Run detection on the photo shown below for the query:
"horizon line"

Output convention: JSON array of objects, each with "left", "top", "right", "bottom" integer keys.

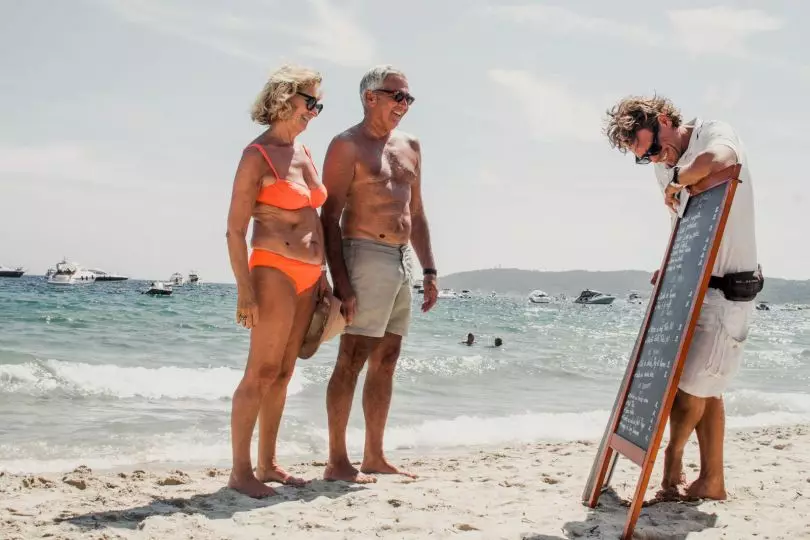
[{"left": 10, "top": 267, "right": 810, "bottom": 284}]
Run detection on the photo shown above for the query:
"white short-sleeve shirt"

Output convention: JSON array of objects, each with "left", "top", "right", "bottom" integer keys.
[{"left": 654, "top": 118, "right": 758, "bottom": 276}]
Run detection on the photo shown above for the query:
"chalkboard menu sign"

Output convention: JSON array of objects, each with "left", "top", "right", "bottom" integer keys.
[
  {"left": 583, "top": 165, "right": 741, "bottom": 540},
  {"left": 615, "top": 181, "right": 726, "bottom": 450}
]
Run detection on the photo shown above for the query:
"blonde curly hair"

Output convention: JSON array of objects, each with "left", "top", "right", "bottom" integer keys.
[
  {"left": 603, "top": 94, "right": 682, "bottom": 152},
  {"left": 250, "top": 64, "right": 322, "bottom": 125}
]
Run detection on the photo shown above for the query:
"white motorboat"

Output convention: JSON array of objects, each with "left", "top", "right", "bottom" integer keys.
[
  {"left": 528, "top": 289, "right": 552, "bottom": 304},
  {"left": 188, "top": 270, "right": 200, "bottom": 284},
  {"left": 144, "top": 281, "right": 173, "bottom": 296},
  {"left": 437, "top": 288, "right": 457, "bottom": 299},
  {"left": 89, "top": 268, "right": 129, "bottom": 282},
  {"left": 0, "top": 264, "right": 25, "bottom": 278},
  {"left": 47, "top": 259, "right": 96, "bottom": 285},
  {"left": 458, "top": 289, "right": 472, "bottom": 299},
  {"left": 574, "top": 289, "right": 616, "bottom": 305},
  {"left": 168, "top": 272, "right": 185, "bottom": 287},
  {"left": 627, "top": 291, "right": 644, "bottom": 304}
]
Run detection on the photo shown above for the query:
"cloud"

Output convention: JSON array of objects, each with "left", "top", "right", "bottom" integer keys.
[
  {"left": 97, "top": 0, "right": 267, "bottom": 63},
  {"left": 97, "top": 0, "right": 376, "bottom": 68},
  {"left": 484, "top": 4, "right": 658, "bottom": 46},
  {"left": 484, "top": 4, "right": 799, "bottom": 73},
  {"left": 0, "top": 142, "right": 185, "bottom": 192},
  {"left": 286, "top": 0, "right": 377, "bottom": 68},
  {"left": 0, "top": 143, "right": 115, "bottom": 186},
  {"left": 488, "top": 69, "right": 603, "bottom": 142},
  {"left": 667, "top": 7, "right": 783, "bottom": 56}
]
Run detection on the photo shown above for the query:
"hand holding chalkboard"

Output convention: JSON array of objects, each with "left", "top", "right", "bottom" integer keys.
[{"left": 664, "top": 183, "right": 684, "bottom": 212}]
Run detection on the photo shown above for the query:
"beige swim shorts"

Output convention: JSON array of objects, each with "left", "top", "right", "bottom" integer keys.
[
  {"left": 679, "top": 289, "right": 754, "bottom": 398},
  {"left": 342, "top": 238, "right": 414, "bottom": 338}
]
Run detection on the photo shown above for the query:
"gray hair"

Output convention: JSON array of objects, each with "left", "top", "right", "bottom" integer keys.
[{"left": 359, "top": 64, "right": 406, "bottom": 107}]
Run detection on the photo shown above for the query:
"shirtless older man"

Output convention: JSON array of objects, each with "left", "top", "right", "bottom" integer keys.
[{"left": 320, "top": 65, "right": 438, "bottom": 483}]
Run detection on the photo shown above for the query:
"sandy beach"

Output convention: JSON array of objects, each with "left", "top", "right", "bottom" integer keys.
[{"left": 1, "top": 424, "right": 807, "bottom": 539}]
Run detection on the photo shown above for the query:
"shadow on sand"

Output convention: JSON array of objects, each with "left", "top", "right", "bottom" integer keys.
[
  {"left": 60, "top": 479, "right": 366, "bottom": 531},
  {"left": 524, "top": 489, "right": 719, "bottom": 539}
]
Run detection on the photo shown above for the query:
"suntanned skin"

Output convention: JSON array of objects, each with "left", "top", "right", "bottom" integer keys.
[
  {"left": 225, "top": 83, "right": 326, "bottom": 498},
  {"left": 632, "top": 113, "right": 739, "bottom": 502},
  {"left": 320, "top": 73, "right": 438, "bottom": 483}
]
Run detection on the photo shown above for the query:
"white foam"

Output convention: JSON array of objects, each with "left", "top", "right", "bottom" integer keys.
[
  {"left": 383, "top": 410, "right": 609, "bottom": 449},
  {"left": 0, "top": 430, "right": 310, "bottom": 474},
  {"left": 397, "top": 354, "right": 495, "bottom": 376},
  {"left": 2, "top": 404, "right": 808, "bottom": 473},
  {"left": 341, "top": 406, "right": 810, "bottom": 452},
  {"left": 725, "top": 389, "right": 810, "bottom": 416},
  {"left": 0, "top": 359, "right": 309, "bottom": 400}
]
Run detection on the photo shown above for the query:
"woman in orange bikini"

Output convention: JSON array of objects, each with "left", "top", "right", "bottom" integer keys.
[{"left": 225, "top": 64, "right": 327, "bottom": 498}]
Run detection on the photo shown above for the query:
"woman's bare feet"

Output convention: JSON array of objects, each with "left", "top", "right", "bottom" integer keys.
[
  {"left": 360, "top": 457, "right": 417, "bottom": 478},
  {"left": 227, "top": 471, "right": 277, "bottom": 498},
  {"left": 685, "top": 477, "right": 727, "bottom": 501},
  {"left": 255, "top": 464, "right": 308, "bottom": 486},
  {"left": 324, "top": 461, "right": 377, "bottom": 484}
]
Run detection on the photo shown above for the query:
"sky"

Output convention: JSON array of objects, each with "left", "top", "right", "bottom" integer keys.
[{"left": 1, "top": 0, "right": 808, "bottom": 282}]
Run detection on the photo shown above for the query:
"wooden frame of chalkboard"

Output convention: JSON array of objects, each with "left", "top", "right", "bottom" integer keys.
[{"left": 583, "top": 164, "right": 742, "bottom": 540}]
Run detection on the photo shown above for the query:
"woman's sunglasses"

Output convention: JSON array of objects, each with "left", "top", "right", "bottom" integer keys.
[
  {"left": 375, "top": 89, "right": 415, "bottom": 106},
  {"left": 635, "top": 123, "right": 661, "bottom": 164},
  {"left": 296, "top": 92, "right": 323, "bottom": 114}
]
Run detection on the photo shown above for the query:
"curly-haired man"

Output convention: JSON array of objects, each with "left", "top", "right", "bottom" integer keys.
[{"left": 604, "top": 94, "right": 762, "bottom": 501}]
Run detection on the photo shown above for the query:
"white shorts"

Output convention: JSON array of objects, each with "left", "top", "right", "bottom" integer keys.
[{"left": 679, "top": 289, "right": 753, "bottom": 398}]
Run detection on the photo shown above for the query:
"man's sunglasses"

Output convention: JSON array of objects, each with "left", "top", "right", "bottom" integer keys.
[
  {"left": 635, "top": 122, "right": 661, "bottom": 164},
  {"left": 375, "top": 89, "right": 415, "bottom": 106},
  {"left": 296, "top": 92, "right": 323, "bottom": 114}
]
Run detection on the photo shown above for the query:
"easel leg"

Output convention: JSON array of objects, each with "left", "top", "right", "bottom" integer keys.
[
  {"left": 587, "top": 446, "right": 615, "bottom": 508},
  {"left": 622, "top": 457, "right": 656, "bottom": 540},
  {"left": 605, "top": 452, "right": 618, "bottom": 489}
]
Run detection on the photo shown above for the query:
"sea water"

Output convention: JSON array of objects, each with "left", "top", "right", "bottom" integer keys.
[{"left": 1, "top": 277, "right": 808, "bottom": 473}]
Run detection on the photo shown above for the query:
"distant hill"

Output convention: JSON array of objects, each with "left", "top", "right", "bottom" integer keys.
[{"left": 439, "top": 268, "right": 810, "bottom": 304}]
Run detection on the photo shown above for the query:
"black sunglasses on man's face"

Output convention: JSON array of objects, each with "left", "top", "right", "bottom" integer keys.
[
  {"left": 296, "top": 92, "right": 323, "bottom": 114},
  {"left": 374, "top": 88, "right": 415, "bottom": 106},
  {"left": 635, "top": 123, "right": 662, "bottom": 164}
]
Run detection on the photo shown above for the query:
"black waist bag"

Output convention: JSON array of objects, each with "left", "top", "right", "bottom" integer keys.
[{"left": 709, "top": 264, "right": 764, "bottom": 302}]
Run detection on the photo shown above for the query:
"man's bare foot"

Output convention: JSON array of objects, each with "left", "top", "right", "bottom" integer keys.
[
  {"left": 647, "top": 484, "right": 686, "bottom": 506},
  {"left": 662, "top": 448, "right": 686, "bottom": 489},
  {"left": 323, "top": 462, "right": 377, "bottom": 484},
  {"left": 227, "top": 472, "right": 277, "bottom": 498},
  {"left": 647, "top": 470, "right": 688, "bottom": 505},
  {"left": 660, "top": 471, "right": 687, "bottom": 491},
  {"left": 256, "top": 464, "right": 308, "bottom": 487},
  {"left": 684, "top": 477, "right": 727, "bottom": 501},
  {"left": 360, "top": 458, "right": 417, "bottom": 478}
]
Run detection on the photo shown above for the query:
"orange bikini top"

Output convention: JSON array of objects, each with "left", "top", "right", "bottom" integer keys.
[{"left": 247, "top": 143, "right": 327, "bottom": 210}]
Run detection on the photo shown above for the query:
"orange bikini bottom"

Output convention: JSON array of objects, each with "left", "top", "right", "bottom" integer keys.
[{"left": 249, "top": 249, "right": 322, "bottom": 294}]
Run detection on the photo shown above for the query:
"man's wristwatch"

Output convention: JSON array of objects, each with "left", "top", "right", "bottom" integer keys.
[{"left": 423, "top": 268, "right": 437, "bottom": 276}]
